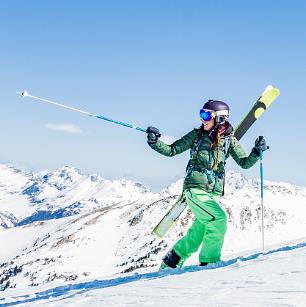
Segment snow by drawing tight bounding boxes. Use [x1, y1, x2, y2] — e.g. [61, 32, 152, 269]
[0, 163, 306, 306]
[0, 165, 35, 219]
[1, 240, 306, 306]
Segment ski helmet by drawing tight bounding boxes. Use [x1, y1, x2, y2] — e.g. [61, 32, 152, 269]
[201, 100, 230, 124]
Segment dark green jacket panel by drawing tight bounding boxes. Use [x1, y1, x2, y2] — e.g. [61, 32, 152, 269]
[149, 129, 197, 157]
[229, 136, 259, 169]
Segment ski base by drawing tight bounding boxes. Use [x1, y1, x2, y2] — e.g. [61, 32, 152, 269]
[153, 195, 186, 238]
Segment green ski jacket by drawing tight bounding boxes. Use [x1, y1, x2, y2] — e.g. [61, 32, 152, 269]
[149, 128, 259, 196]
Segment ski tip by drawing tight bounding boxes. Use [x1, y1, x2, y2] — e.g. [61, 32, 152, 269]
[262, 85, 274, 95]
[16, 90, 28, 97]
[262, 85, 280, 96]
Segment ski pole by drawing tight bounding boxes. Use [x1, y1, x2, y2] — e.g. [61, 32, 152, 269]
[260, 148, 265, 253]
[16, 90, 147, 133]
[259, 146, 269, 253]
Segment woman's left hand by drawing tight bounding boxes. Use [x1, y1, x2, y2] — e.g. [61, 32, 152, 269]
[253, 136, 268, 155]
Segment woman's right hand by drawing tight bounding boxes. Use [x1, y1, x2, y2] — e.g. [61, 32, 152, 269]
[146, 126, 161, 145]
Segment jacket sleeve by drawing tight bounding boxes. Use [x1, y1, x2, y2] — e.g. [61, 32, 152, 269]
[149, 129, 197, 157]
[229, 135, 259, 169]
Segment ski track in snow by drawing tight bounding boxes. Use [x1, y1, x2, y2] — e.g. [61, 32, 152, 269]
[1, 241, 306, 306]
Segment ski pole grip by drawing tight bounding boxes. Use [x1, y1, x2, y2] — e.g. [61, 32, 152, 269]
[258, 136, 269, 151]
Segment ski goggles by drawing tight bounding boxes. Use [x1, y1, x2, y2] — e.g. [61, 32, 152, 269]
[199, 109, 216, 122]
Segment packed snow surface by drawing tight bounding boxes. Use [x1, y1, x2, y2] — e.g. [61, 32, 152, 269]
[1, 241, 306, 306]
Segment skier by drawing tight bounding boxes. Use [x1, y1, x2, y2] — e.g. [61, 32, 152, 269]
[146, 100, 267, 269]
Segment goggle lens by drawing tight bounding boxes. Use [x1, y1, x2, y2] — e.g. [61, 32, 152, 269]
[200, 109, 213, 121]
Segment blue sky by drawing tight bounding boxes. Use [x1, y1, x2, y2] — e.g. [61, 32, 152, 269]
[0, 0, 306, 191]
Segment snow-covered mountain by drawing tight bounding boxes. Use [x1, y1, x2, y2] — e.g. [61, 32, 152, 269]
[0, 164, 155, 228]
[0, 163, 306, 294]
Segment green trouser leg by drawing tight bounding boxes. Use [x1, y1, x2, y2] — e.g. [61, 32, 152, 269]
[173, 188, 227, 264]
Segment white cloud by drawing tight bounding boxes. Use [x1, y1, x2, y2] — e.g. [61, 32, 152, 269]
[45, 123, 83, 134]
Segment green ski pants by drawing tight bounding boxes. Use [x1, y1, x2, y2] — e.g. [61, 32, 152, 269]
[173, 188, 227, 264]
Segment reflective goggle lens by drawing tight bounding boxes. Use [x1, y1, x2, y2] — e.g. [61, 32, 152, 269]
[200, 109, 214, 121]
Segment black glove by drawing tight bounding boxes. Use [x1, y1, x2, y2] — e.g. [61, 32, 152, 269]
[253, 136, 268, 155]
[146, 126, 161, 145]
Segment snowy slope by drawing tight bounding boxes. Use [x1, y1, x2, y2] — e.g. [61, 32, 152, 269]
[1, 241, 306, 306]
[0, 163, 306, 295]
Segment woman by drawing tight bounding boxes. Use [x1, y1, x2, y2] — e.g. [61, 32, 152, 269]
[146, 100, 267, 269]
